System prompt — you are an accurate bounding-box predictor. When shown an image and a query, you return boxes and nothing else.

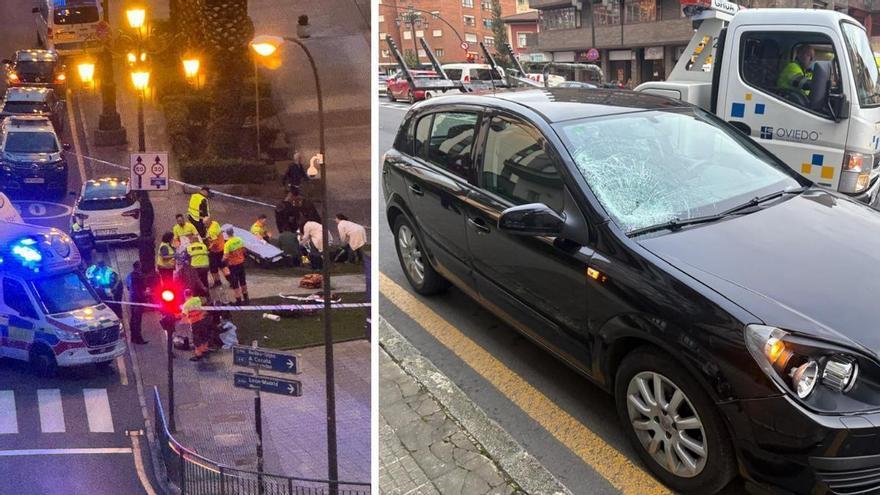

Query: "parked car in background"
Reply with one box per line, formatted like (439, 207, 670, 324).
(0, 87, 64, 132)
(387, 70, 437, 104)
(378, 74, 388, 96)
(72, 178, 141, 244)
(384, 88, 880, 495)
(555, 81, 598, 89)
(0, 115, 69, 195)
(441, 63, 504, 91)
(2, 49, 67, 95)
(32, 0, 104, 56)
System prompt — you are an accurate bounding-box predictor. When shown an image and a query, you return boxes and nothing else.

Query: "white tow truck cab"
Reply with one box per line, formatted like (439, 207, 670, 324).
(637, 0, 880, 204)
(0, 221, 124, 375)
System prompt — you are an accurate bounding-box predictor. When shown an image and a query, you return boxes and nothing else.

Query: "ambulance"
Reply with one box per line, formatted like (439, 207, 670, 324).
(0, 221, 124, 375)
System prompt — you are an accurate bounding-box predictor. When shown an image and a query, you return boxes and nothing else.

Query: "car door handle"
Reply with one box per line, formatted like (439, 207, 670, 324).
(409, 184, 424, 196)
(468, 217, 490, 234)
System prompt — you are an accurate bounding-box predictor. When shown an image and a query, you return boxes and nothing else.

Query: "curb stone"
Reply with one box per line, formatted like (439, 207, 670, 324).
(379, 317, 572, 495)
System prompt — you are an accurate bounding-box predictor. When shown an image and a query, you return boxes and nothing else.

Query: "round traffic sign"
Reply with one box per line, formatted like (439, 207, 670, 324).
(151, 161, 165, 176)
(460, 42, 469, 50)
(133, 162, 147, 175)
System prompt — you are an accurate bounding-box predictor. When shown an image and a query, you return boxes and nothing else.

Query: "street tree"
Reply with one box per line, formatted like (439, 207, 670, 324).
(203, 0, 254, 158)
(491, 0, 512, 68)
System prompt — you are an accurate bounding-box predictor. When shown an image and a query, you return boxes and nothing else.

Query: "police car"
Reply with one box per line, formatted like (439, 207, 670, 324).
(0, 87, 64, 132)
(0, 115, 70, 194)
(0, 221, 124, 375)
(72, 178, 140, 243)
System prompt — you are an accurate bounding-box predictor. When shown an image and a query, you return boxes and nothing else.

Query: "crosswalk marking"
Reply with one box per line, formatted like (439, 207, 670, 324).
(37, 389, 65, 433)
(0, 391, 17, 434)
(0, 448, 132, 456)
(83, 389, 114, 433)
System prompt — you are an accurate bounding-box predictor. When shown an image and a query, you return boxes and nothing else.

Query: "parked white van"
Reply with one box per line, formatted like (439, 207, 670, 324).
(33, 0, 104, 56)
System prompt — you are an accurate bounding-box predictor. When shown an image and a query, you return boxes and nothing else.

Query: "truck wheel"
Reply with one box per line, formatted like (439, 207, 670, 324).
(30, 346, 58, 378)
(393, 215, 448, 295)
(615, 347, 735, 494)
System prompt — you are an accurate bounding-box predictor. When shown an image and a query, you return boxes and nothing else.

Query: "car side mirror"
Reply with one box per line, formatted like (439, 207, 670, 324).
(828, 92, 849, 122)
(498, 203, 565, 237)
(62, 143, 71, 151)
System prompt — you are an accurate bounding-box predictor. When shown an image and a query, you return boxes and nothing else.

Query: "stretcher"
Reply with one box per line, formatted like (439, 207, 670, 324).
(222, 224, 285, 266)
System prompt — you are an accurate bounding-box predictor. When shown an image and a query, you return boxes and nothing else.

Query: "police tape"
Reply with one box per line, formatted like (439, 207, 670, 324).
(108, 300, 371, 312)
(74, 153, 276, 208)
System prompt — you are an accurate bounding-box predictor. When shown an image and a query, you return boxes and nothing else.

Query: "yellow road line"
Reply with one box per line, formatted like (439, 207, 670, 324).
(380, 273, 672, 495)
(66, 90, 87, 184)
(130, 434, 158, 495)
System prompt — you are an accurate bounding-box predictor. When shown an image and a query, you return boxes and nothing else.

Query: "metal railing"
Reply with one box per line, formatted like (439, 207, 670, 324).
(153, 387, 372, 495)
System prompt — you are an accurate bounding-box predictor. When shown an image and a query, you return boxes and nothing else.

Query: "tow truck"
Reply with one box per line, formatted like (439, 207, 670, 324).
(636, 0, 880, 204)
(0, 221, 125, 375)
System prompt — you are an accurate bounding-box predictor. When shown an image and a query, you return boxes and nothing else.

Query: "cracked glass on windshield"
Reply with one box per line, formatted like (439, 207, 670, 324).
(558, 109, 801, 234)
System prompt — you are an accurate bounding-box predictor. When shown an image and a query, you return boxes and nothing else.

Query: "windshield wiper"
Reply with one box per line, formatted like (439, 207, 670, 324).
(628, 186, 807, 237)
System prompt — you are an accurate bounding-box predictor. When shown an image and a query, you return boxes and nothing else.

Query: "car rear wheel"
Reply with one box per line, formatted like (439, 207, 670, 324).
(407, 90, 415, 104)
(30, 346, 58, 378)
(615, 347, 735, 494)
(393, 215, 448, 295)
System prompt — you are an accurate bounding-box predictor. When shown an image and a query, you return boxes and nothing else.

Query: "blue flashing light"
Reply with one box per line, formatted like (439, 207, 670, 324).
(12, 244, 41, 263)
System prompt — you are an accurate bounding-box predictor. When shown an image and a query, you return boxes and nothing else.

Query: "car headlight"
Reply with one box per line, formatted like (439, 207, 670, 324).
(53, 327, 81, 342)
(745, 324, 880, 413)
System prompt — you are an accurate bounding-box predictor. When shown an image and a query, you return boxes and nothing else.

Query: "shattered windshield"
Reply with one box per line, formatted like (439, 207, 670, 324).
(558, 109, 802, 234)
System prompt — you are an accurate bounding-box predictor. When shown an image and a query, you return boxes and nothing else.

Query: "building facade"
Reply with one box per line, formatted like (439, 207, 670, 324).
(527, 0, 879, 86)
(502, 10, 540, 59)
(378, 0, 518, 67)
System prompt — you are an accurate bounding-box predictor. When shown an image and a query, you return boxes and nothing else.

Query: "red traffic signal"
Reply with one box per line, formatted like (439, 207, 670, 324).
(156, 283, 182, 315)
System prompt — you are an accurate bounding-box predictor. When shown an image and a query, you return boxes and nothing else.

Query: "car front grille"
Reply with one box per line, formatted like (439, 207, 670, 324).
(82, 325, 120, 348)
(815, 464, 880, 494)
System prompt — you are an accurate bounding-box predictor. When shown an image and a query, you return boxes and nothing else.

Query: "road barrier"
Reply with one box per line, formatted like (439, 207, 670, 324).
(153, 386, 371, 495)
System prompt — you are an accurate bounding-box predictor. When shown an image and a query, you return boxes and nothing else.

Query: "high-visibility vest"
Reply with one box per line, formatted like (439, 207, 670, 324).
(173, 222, 198, 242)
(187, 242, 210, 268)
(206, 221, 224, 252)
(183, 296, 205, 324)
(777, 62, 812, 96)
(156, 242, 176, 269)
(223, 235, 245, 265)
(71, 223, 82, 232)
(188, 193, 208, 220)
(250, 221, 267, 238)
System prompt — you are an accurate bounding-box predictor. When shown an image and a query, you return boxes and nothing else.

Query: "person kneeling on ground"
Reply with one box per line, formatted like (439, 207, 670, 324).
(333, 214, 366, 263)
(183, 290, 211, 361)
(299, 219, 325, 270)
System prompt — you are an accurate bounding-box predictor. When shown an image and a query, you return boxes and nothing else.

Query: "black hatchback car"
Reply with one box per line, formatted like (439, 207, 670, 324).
(383, 88, 880, 494)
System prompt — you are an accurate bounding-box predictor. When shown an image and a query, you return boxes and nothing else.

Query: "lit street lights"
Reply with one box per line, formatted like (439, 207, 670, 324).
(131, 68, 150, 153)
(250, 29, 339, 494)
(250, 39, 278, 160)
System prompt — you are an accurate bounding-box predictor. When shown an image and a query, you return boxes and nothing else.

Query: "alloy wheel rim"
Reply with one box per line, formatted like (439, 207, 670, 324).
(626, 371, 708, 478)
(397, 225, 425, 285)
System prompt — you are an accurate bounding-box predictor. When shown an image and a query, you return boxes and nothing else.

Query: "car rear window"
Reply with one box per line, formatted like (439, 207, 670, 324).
(3, 132, 58, 153)
(445, 69, 463, 80)
(2, 101, 50, 114)
(81, 182, 133, 210)
(54, 5, 100, 24)
(79, 195, 135, 211)
(473, 69, 502, 81)
(14, 62, 54, 78)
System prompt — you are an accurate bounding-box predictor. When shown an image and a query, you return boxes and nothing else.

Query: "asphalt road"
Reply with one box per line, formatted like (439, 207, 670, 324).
(378, 100, 748, 495)
(0, 3, 157, 494)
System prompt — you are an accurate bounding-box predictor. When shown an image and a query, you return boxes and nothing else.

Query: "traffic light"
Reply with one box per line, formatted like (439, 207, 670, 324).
(157, 283, 182, 316)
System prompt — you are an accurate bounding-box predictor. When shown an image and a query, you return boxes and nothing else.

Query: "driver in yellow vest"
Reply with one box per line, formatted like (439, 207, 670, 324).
(188, 187, 211, 238)
(186, 234, 210, 293)
(777, 44, 814, 97)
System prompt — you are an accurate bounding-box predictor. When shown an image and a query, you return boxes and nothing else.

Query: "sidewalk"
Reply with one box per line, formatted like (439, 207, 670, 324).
(379, 318, 572, 495)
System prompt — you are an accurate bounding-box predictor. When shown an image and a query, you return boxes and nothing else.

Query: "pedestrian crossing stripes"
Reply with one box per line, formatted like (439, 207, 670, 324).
(0, 391, 17, 434)
(0, 389, 116, 434)
(37, 389, 65, 433)
(379, 102, 410, 111)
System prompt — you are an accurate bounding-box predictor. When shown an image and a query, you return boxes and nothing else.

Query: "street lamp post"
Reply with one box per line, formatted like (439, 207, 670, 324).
(251, 32, 338, 493)
(95, 0, 127, 146)
(396, 6, 425, 65)
(131, 69, 150, 153)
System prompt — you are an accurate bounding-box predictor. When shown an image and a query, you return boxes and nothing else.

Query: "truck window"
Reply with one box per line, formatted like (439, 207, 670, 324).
(3, 278, 38, 320)
(31, 272, 99, 315)
(740, 32, 841, 115)
(840, 22, 880, 107)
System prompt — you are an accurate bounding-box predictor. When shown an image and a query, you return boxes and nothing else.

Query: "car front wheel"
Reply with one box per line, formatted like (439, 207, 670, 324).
(615, 347, 735, 494)
(393, 215, 448, 295)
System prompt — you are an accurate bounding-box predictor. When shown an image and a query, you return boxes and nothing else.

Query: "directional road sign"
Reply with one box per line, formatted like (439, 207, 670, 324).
(130, 152, 169, 191)
(233, 346, 300, 374)
(234, 372, 302, 397)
